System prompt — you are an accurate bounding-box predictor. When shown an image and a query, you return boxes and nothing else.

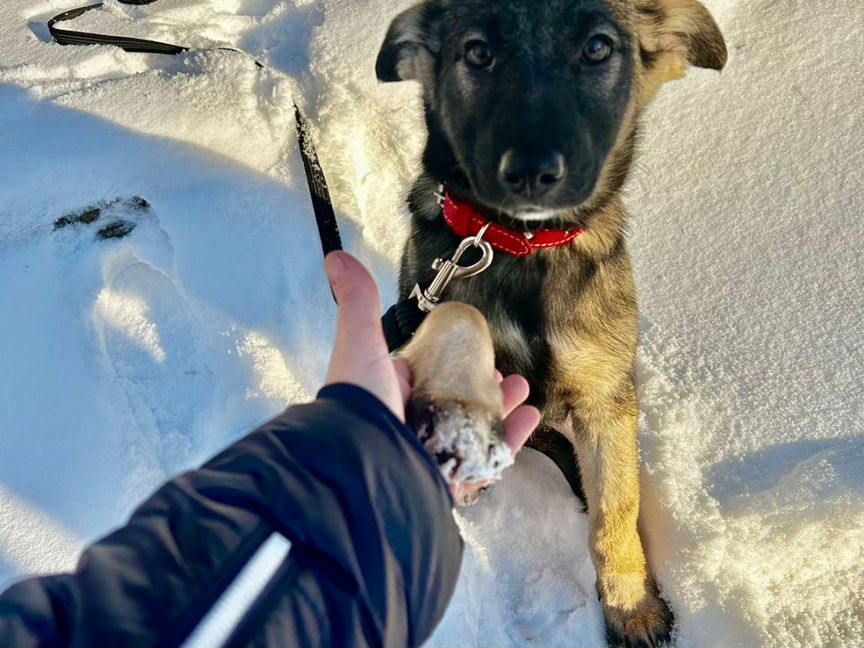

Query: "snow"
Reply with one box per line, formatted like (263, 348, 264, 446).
(415, 402, 515, 486)
(1, 1, 862, 646)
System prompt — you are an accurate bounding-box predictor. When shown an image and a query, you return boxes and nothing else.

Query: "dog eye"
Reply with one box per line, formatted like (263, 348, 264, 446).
(464, 41, 495, 70)
(582, 35, 613, 64)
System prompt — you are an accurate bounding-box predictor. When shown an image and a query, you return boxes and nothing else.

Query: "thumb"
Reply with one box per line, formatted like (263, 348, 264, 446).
(324, 251, 390, 382)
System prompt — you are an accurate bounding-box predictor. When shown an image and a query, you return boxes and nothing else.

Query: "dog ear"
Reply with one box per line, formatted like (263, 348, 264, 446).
(639, 0, 728, 74)
(376, 3, 439, 83)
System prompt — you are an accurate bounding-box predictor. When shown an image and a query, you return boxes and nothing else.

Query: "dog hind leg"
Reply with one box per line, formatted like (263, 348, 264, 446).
(526, 426, 586, 506)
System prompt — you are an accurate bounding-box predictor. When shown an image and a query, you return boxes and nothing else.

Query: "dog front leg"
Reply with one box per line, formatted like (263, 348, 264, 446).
(571, 381, 674, 647)
(400, 303, 510, 491)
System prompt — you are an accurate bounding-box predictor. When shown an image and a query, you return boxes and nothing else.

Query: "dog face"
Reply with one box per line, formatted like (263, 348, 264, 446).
(377, 0, 726, 224)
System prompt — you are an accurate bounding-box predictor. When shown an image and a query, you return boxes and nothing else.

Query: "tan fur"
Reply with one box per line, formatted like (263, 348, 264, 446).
(401, 303, 501, 416)
(636, 0, 729, 103)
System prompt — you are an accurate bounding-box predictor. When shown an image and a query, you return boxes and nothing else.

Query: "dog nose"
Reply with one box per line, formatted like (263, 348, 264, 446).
(498, 149, 566, 198)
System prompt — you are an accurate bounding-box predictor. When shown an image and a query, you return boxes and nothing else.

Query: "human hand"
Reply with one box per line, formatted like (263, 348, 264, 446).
(324, 252, 541, 498)
(325, 252, 410, 421)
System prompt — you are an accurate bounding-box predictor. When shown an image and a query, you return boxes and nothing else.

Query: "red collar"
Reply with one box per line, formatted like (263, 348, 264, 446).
(440, 188, 583, 258)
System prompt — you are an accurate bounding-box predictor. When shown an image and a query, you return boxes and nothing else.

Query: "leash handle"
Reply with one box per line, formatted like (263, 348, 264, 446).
(48, 3, 189, 54)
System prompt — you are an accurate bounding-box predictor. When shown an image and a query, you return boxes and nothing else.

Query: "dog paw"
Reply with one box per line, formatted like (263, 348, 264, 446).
(408, 397, 512, 486)
(602, 578, 674, 648)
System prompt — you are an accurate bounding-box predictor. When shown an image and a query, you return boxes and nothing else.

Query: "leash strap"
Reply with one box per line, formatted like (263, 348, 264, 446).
(48, 1, 343, 260)
(382, 300, 427, 352)
(293, 108, 342, 256)
(49, 3, 187, 54)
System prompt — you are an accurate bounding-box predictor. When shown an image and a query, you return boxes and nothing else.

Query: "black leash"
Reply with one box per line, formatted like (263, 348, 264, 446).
(381, 300, 427, 351)
(293, 109, 342, 257)
(49, 3, 186, 54)
(47, 1, 427, 350)
(48, 1, 342, 252)
(49, 3, 343, 254)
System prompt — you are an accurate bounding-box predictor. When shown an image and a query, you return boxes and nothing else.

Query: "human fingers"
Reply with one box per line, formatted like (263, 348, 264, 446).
(324, 252, 404, 420)
(393, 357, 413, 410)
(500, 374, 531, 416)
(502, 405, 541, 454)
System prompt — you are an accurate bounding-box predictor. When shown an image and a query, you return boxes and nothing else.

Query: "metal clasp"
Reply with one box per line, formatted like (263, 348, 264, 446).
(410, 230, 494, 313)
(433, 183, 446, 207)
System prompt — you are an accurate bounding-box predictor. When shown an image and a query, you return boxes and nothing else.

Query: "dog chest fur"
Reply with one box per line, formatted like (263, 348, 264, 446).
(400, 182, 637, 423)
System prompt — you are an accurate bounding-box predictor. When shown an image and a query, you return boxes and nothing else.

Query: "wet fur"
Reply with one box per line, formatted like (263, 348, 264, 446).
(377, 1, 726, 645)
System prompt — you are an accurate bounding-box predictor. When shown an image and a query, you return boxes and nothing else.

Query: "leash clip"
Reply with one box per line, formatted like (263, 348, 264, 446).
(410, 234, 494, 313)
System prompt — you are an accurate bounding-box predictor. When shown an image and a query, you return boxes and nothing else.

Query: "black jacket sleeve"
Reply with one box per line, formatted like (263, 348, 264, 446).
(0, 384, 463, 648)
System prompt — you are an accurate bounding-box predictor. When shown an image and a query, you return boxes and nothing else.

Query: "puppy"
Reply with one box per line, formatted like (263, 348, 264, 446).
(377, 1, 727, 645)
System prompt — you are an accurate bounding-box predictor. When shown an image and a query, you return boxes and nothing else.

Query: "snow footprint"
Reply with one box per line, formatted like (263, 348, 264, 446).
(505, 562, 599, 646)
(94, 259, 211, 471)
(81, 200, 215, 479)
